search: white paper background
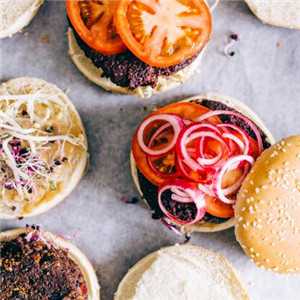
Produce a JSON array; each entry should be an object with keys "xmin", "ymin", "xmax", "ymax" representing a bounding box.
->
[{"xmin": 1, "ymin": 1, "xmax": 300, "ymax": 299}]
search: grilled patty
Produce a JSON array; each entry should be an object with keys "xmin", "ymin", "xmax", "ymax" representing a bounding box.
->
[
  {"xmin": 137, "ymin": 99, "xmax": 271, "ymax": 224},
  {"xmin": 72, "ymin": 28, "xmax": 199, "ymax": 90},
  {"xmin": 0, "ymin": 234, "xmax": 88, "ymax": 299}
]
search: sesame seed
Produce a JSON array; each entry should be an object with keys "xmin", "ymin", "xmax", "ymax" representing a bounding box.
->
[{"xmin": 255, "ymin": 188, "xmax": 260, "ymax": 194}]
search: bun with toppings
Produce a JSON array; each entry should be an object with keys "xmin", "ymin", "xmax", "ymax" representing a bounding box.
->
[
  {"xmin": 66, "ymin": 0, "xmax": 212, "ymax": 99},
  {"xmin": 0, "ymin": 77, "xmax": 88, "ymax": 219},
  {"xmin": 235, "ymin": 135, "xmax": 300, "ymax": 274},
  {"xmin": 0, "ymin": 226, "xmax": 100, "ymax": 299},
  {"xmin": 131, "ymin": 93, "xmax": 275, "ymax": 233},
  {"xmin": 115, "ymin": 244, "xmax": 249, "ymax": 300}
]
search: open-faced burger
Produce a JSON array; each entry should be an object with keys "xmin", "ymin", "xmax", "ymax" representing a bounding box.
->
[
  {"xmin": 0, "ymin": 77, "xmax": 88, "ymax": 219},
  {"xmin": 115, "ymin": 244, "xmax": 249, "ymax": 299},
  {"xmin": 66, "ymin": 0, "xmax": 212, "ymax": 98},
  {"xmin": 0, "ymin": 225, "xmax": 100, "ymax": 299},
  {"xmin": 131, "ymin": 93, "xmax": 275, "ymax": 232}
]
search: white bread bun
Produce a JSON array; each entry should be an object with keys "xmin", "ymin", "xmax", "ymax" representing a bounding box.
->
[
  {"xmin": 67, "ymin": 28, "xmax": 204, "ymax": 99},
  {"xmin": 235, "ymin": 135, "xmax": 300, "ymax": 274},
  {"xmin": 114, "ymin": 244, "xmax": 249, "ymax": 300},
  {"xmin": 0, "ymin": 77, "xmax": 88, "ymax": 219},
  {"xmin": 245, "ymin": 0, "xmax": 300, "ymax": 30},
  {"xmin": 0, "ymin": 0, "xmax": 44, "ymax": 39},
  {"xmin": 131, "ymin": 93, "xmax": 275, "ymax": 233},
  {"xmin": 0, "ymin": 228, "xmax": 100, "ymax": 299}
]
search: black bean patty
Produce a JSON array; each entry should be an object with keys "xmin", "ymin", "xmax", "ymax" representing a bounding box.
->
[
  {"xmin": 72, "ymin": 28, "xmax": 200, "ymax": 90},
  {"xmin": 137, "ymin": 99, "xmax": 271, "ymax": 224},
  {"xmin": 0, "ymin": 235, "xmax": 88, "ymax": 299}
]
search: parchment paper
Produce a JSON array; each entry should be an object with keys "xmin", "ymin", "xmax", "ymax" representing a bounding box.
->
[{"xmin": 1, "ymin": 1, "xmax": 300, "ymax": 299}]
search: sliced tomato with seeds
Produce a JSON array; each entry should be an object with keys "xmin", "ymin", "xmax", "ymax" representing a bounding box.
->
[
  {"xmin": 147, "ymin": 152, "xmax": 180, "ymax": 178},
  {"xmin": 132, "ymin": 102, "xmax": 220, "ymax": 186},
  {"xmin": 66, "ymin": 0, "xmax": 127, "ymax": 55},
  {"xmin": 115, "ymin": 0, "xmax": 212, "ymax": 67}
]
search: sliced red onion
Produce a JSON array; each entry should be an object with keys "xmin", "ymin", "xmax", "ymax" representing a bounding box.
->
[
  {"xmin": 147, "ymin": 122, "xmax": 171, "ymax": 148},
  {"xmin": 218, "ymin": 123, "xmax": 252, "ymax": 155},
  {"xmin": 137, "ymin": 114, "xmax": 184, "ymax": 156},
  {"xmin": 221, "ymin": 164, "xmax": 250, "ymax": 196},
  {"xmin": 198, "ymin": 183, "xmax": 215, "ymax": 197},
  {"xmin": 222, "ymin": 133, "xmax": 244, "ymax": 150},
  {"xmin": 176, "ymin": 154, "xmax": 211, "ymax": 183},
  {"xmin": 213, "ymin": 155, "xmax": 254, "ymax": 204},
  {"xmin": 176, "ymin": 123, "xmax": 222, "ymax": 171},
  {"xmin": 158, "ymin": 179, "xmax": 206, "ymax": 226},
  {"xmin": 196, "ymin": 110, "xmax": 263, "ymax": 154}
]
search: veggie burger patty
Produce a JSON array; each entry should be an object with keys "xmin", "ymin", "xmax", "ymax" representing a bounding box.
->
[
  {"xmin": 72, "ymin": 27, "xmax": 200, "ymax": 90},
  {"xmin": 137, "ymin": 99, "xmax": 271, "ymax": 224},
  {"xmin": 0, "ymin": 234, "xmax": 88, "ymax": 299}
]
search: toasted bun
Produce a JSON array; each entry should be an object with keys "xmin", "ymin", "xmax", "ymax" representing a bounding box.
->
[
  {"xmin": 0, "ymin": 228, "xmax": 100, "ymax": 299},
  {"xmin": 131, "ymin": 93, "xmax": 275, "ymax": 233},
  {"xmin": 67, "ymin": 28, "xmax": 204, "ymax": 99},
  {"xmin": 235, "ymin": 135, "xmax": 300, "ymax": 274},
  {"xmin": 245, "ymin": 0, "xmax": 300, "ymax": 30},
  {"xmin": 0, "ymin": 0, "xmax": 44, "ymax": 39},
  {"xmin": 115, "ymin": 244, "xmax": 249, "ymax": 300},
  {"xmin": 0, "ymin": 77, "xmax": 88, "ymax": 219}
]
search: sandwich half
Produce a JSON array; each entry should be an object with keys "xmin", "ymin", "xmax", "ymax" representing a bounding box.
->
[
  {"xmin": 0, "ymin": 77, "xmax": 88, "ymax": 219},
  {"xmin": 131, "ymin": 93, "xmax": 275, "ymax": 232},
  {"xmin": 66, "ymin": 0, "xmax": 212, "ymax": 98},
  {"xmin": 115, "ymin": 244, "xmax": 249, "ymax": 300},
  {"xmin": 0, "ymin": 226, "xmax": 100, "ymax": 299},
  {"xmin": 0, "ymin": 0, "xmax": 44, "ymax": 39}
]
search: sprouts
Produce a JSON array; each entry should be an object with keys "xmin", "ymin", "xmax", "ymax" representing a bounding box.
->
[{"xmin": 0, "ymin": 88, "xmax": 86, "ymax": 213}]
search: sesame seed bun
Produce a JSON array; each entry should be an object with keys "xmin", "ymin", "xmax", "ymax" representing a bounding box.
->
[
  {"xmin": 0, "ymin": 228, "xmax": 100, "ymax": 299},
  {"xmin": 245, "ymin": 0, "xmax": 300, "ymax": 30},
  {"xmin": 0, "ymin": 0, "xmax": 44, "ymax": 39},
  {"xmin": 67, "ymin": 28, "xmax": 204, "ymax": 99},
  {"xmin": 0, "ymin": 77, "xmax": 88, "ymax": 219},
  {"xmin": 130, "ymin": 93, "xmax": 275, "ymax": 233},
  {"xmin": 235, "ymin": 135, "xmax": 300, "ymax": 274},
  {"xmin": 114, "ymin": 244, "xmax": 249, "ymax": 300}
]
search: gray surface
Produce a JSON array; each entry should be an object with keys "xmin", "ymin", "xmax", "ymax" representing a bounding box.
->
[{"xmin": 1, "ymin": 1, "xmax": 300, "ymax": 299}]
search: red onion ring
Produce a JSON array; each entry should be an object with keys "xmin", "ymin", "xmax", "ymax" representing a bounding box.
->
[
  {"xmin": 176, "ymin": 123, "xmax": 223, "ymax": 171},
  {"xmin": 196, "ymin": 110, "xmax": 263, "ymax": 154},
  {"xmin": 213, "ymin": 155, "xmax": 254, "ymax": 204},
  {"xmin": 218, "ymin": 123, "xmax": 252, "ymax": 155},
  {"xmin": 158, "ymin": 179, "xmax": 206, "ymax": 225},
  {"xmin": 137, "ymin": 114, "xmax": 184, "ymax": 156}
]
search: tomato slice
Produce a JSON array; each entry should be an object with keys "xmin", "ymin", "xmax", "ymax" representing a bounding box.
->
[
  {"xmin": 66, "ymin": 0, "xmax": 127, "ymax": 55},
  {"xmin": 115, "ymin": 0, "xmax": 212, "ymax": 67},
  {"xmin": 147, "ymin": 152, "xmax": 180, "ymax": 178},
  {"xmin": 132, "ymin": 102, "xmax": 219, "ymax": 186},
  {"xmin": 205, "ymin": 196, "xmax": 234, "ymax": 218}
]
